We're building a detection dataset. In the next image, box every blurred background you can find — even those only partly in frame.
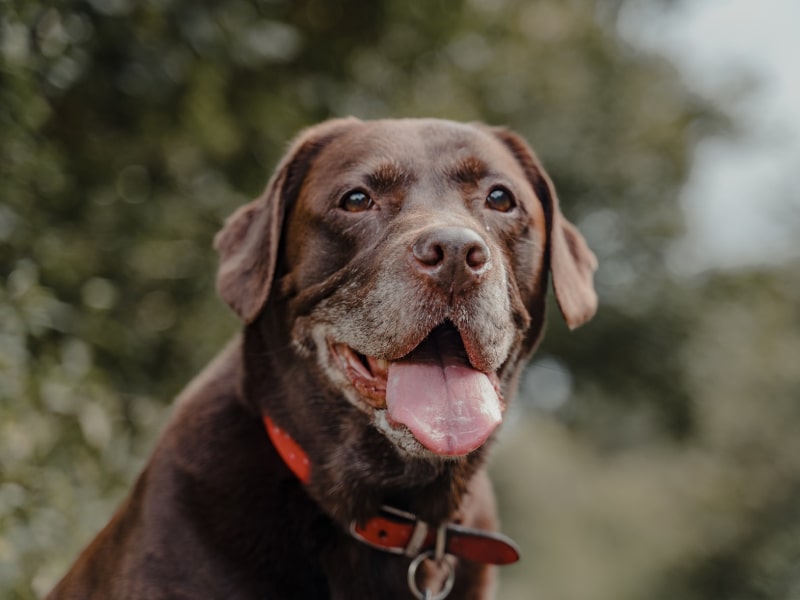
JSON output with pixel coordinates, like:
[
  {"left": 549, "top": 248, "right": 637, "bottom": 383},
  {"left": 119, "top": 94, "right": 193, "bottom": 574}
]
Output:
[{"left": 1, "top": 0, "right": 798, "bottom": 598}]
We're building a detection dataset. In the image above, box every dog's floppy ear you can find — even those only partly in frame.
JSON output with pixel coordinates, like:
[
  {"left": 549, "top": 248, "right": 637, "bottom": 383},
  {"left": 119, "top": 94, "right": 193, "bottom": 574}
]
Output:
[
  {"left": 491, "top": 128, "right": 598, "bottom": 329},
  {"left": 215, "top": 118, "right": 361, "bottom": 322},
  {"left": 549, "top": 209, "right": 598, "bottom": 328}
]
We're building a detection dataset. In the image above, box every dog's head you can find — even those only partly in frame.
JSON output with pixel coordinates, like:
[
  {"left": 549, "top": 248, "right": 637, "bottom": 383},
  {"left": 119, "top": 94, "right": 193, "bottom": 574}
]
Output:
[{"left": 215, "top": 118, "right": 596, "bottom": 507}]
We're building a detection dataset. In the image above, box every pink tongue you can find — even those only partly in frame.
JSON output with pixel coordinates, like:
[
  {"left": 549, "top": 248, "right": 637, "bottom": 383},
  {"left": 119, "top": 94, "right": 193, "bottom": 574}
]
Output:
[{"left": 386, "top": 335, "right": 502, "bottom": 456}]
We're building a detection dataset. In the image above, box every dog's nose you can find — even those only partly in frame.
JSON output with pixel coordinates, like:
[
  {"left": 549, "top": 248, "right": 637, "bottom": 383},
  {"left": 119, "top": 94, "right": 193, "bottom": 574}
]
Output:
[{"left": 411, "top": 227, "right": 490, "bottom": 288}]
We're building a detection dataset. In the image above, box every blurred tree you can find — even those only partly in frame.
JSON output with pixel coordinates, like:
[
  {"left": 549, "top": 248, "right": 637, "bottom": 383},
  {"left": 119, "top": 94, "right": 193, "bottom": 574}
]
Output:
[{"left": 1, "top": 0, "right": 797, "bottom": 599}]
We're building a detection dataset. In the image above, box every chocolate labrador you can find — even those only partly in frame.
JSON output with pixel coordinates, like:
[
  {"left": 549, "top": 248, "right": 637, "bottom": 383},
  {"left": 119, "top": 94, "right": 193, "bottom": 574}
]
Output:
[{"left": 49, "top": 118, "right": 597, "bottom": 599}]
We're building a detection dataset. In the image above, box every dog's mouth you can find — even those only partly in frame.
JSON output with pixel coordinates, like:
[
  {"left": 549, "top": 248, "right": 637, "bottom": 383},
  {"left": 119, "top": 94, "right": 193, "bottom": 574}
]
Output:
[{"left": 330, "top": 323, "right": 504, "bottom": 457}]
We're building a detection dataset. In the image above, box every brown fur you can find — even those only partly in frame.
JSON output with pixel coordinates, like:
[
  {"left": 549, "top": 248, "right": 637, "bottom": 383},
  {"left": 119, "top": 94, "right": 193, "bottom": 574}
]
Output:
[{"left": 49, "top": 118, "right": 596, "bottom": 599}]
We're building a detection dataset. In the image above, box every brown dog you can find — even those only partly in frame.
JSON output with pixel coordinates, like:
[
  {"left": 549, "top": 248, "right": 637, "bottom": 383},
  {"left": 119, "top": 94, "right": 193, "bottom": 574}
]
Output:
[{"left": 48, "top": 118, "right": 597, "bottom": 599}]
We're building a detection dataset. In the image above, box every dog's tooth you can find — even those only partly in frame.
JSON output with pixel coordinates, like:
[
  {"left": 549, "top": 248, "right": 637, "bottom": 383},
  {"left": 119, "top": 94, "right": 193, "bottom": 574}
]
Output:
[{"left": 366, "top": 356, "right": 389, "bottom": 378}]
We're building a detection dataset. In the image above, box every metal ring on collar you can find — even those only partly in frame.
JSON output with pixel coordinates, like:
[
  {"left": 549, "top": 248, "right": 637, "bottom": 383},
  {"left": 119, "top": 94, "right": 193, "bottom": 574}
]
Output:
[{"left": 407, "top": 551, "right": 455, "bottom": 600}]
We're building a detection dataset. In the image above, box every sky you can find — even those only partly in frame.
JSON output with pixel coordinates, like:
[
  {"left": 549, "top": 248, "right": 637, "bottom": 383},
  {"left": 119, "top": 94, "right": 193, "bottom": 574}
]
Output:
[{"left": 618, "top": 0, "right": 800, "bottom": 274}]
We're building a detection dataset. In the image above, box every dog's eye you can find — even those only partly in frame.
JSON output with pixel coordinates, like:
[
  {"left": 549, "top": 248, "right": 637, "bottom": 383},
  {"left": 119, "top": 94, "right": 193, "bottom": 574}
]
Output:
[
  {"left": 339, "top": 190, "right": 374, "bottom": 212},
  {"left": 486, "top": 187, "right": 515, "bottom": 212}
]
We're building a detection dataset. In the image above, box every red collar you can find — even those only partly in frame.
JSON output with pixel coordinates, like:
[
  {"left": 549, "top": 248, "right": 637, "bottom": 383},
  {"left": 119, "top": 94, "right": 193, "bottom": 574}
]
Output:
[
  {"left": 264, "top": 415, "right": 311, "bottom": 484},
  {"left": 263, "top": 415, "right": 520, "bottom": 566}
]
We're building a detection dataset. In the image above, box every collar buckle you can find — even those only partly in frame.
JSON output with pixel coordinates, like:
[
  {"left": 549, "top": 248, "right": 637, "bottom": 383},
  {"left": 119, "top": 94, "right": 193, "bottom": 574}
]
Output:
[{"left": 349, "top": 505, "right": 438, "bottom": 557}]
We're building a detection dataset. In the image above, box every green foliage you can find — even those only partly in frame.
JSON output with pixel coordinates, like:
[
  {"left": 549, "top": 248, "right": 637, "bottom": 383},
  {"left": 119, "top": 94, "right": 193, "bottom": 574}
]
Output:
[{"left": 1, "top": 0, "right": 797, "bottom": 598}]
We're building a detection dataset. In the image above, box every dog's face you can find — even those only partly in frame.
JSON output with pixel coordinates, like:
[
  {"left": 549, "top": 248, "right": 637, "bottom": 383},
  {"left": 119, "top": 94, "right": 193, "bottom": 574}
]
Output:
[
  {"left": 215, "top": 118, "right": 596, "bottom": 464},
  {"left": 283, "top": 120, "right": 550, "bottom": 459}
]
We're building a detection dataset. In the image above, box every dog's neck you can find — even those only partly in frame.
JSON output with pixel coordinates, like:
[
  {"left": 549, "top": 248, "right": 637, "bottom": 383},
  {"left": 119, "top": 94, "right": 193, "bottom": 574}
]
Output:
[{"left": 262, "top": 413, "right": 520, "bottom": 567}]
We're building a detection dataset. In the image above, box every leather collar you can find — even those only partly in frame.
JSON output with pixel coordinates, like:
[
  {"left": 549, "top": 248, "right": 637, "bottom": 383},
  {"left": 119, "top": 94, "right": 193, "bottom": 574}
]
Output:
[
  {"left": 264, "top": 415, "right": 311, "bottom": 484},
  {"left": 263, "top": 415, "right": 520, "bottom": 566}
]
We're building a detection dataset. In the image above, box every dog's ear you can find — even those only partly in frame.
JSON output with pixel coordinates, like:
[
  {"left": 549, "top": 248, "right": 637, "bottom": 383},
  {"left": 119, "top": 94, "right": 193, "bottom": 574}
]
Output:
[
  {"left": 215, "top": 118, "right": 361, "bottom": 322},
  {"left": 549, "top": 209, "right": 598, "bottom": 328},
  {"left": 491, "top": 128, "right": 598, "bottom": 329}
]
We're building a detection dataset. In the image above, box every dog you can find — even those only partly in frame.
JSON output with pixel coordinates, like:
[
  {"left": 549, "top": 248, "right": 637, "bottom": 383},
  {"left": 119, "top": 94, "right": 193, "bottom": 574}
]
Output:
[{"left": 48, "top": 118, "right": 597, "bottom": 599}]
